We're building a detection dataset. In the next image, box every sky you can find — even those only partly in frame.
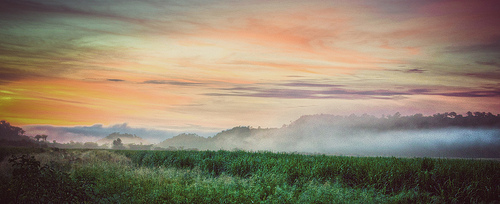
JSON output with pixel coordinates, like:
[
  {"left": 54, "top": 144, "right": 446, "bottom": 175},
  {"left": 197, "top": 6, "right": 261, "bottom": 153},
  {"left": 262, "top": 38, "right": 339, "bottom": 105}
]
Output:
[{"left": 1, "top": 0, "right": 500, "bottom": 140}]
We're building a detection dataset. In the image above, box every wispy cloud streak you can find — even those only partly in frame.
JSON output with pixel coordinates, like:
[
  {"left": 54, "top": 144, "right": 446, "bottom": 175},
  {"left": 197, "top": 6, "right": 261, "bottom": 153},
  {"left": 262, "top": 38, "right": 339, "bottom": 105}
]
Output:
[
  {"left": 1, "top": 0, "right": 499, "bottom": 129},
  {"left": 206, "top": 85, "right": 500, "bottom": 99},
  {"left": 143, "top": 80, "right": 203, "bottom": 86}
]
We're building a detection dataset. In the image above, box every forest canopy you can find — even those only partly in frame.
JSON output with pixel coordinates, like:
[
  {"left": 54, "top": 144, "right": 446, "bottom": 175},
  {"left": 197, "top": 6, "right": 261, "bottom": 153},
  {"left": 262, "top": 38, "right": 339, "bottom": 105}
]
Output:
[{"left": 289, "top": 112, "right": 500, "bottom": 130}]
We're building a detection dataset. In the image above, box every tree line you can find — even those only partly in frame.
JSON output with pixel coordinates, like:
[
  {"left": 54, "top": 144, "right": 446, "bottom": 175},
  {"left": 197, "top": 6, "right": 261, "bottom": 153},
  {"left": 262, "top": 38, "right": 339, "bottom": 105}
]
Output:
[
  {"left": 290, "top": 111, "right": 500, "bottom": 130},
  {"left": 0, "top": 121, "right": 153, "bottom": 150},
  {"left": 2, "top": 111, "right": 500, "bottom": 148}
]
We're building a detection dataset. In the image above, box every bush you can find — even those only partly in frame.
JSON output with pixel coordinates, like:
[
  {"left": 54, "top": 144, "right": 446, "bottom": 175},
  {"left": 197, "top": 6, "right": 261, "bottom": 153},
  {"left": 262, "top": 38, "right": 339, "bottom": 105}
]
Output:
[{"left": 1, "top": 154, "right": 96, "bottom": 203}]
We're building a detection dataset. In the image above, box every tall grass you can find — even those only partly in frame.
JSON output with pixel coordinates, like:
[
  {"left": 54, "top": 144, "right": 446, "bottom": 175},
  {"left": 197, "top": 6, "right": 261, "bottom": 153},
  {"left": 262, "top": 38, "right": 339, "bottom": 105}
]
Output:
[
  {"left": 0, "top": 147, "right": 498, "bottom": 203},
  {"left": 119, "top": 150, "right": 499, "bottom": 203}
]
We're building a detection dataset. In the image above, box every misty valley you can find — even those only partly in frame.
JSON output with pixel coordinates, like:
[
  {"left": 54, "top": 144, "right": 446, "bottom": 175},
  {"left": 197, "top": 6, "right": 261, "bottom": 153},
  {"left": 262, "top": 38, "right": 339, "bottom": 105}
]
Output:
[
  {"left": 9, "top": 112, "right": 499, "bottom": 158},
  {"left": 2, "top": 0, "right": 500, "bottom": 202},
  {"left": 1, "top": 112, "right": 500, "bottom": 203}
]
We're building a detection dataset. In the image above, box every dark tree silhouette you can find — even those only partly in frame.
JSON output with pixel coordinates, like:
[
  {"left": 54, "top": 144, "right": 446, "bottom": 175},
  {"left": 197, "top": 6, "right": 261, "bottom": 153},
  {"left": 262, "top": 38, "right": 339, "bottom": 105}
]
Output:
[
  {"left": 0, "top": 120, "right": 37, "bottom": 147},
  {"left": 449, "top": 112, "right": 457, "bottom": 118},
  {"left": 0, "top": 120, "right": 25, "bottom": 140},
  {"left": 289, "top": 111, "right": 500, "bottom": 130},
  {"left": 83, "top": 142, "right": 99, "bottom": 149},
  {"left": 112, "top": 138, "right": 124, "bottom": 149}
]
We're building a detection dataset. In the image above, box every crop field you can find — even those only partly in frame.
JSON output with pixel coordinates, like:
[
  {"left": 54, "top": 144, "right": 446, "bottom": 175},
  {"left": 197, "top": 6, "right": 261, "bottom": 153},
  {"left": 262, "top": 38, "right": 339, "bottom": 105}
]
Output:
[{"left": 0, "top": 147, "right": 499, "bottom": 203}]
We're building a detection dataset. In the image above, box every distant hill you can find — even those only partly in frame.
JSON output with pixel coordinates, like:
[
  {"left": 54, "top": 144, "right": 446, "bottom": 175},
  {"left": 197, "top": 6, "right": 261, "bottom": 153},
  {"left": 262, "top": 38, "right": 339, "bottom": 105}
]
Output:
[
  {"left": 154, "top": 112, "right": 500, "bottom": 158},
  {"left": 210, "top": 126, "right": 276, "bottom": 150},
  {"left": 288, "top": 112, "right": 500, "bottom": 130},
  {"left": 96, "top": 132, "right": 150, "bottom": 145},
  {"left": 156, "top": 133, "right": 208, "bottom": 149},
  {"left": 155, "top": 127, "right": 277, "bottom": 150}
]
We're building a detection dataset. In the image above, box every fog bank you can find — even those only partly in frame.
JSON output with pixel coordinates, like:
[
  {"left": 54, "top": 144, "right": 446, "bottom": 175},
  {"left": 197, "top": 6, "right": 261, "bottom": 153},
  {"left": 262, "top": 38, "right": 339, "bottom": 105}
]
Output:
[{"left": 253, "top": 128, "right": 500, "bottom": 158}]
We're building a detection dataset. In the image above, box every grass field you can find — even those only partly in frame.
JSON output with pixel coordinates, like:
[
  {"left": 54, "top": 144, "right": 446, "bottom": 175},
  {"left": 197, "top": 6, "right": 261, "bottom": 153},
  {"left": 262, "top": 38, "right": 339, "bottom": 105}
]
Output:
[{"left": 0, "top": 147, "right": 499, "bottom": 203}]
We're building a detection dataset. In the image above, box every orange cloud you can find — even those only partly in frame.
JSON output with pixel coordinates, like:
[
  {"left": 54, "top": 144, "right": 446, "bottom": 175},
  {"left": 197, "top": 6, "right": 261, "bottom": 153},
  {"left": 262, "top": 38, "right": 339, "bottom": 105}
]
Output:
[
  {"left": 1, "top": 78, "right": 191, "bottom": 127},
  {"left": 2, "top": 0, "right": 499, "bottom": 131},
  {"left": 183, "top": 9, "right": 398, "bottom": 75}
]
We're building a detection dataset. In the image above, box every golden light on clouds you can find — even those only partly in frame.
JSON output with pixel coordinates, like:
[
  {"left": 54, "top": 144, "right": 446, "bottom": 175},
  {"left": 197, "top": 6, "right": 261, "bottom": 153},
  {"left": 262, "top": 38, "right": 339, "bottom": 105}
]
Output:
[
  {"left": 0, "top": 0, "right": 499, "bottom": 132},
  {"left": 1, "top": 78, "right": 191, "bottom": 126}
]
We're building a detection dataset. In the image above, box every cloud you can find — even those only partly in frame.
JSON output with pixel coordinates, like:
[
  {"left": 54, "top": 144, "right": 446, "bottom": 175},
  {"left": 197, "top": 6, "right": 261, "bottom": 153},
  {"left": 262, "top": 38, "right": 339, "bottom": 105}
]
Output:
[
  {"left": 438, "top": 90, "right": 500, "bottom": 98},
  {"left": 38, "top": 96, "right": 89, "bottom": 105},
  {"left": 0, "top": 67, "right": 36, "bottom": 84},
  {"left": 408, "top": 88, "right": 432, "bottom": 94},
  {"left": 206, "top": 84, "right": 500, "bottom": 100},
  {"left": 107, "top": 79, "right": 125, "bottom": 82},
  {"left": 319, "top": 89, "right": 408, "bottom": 98},
  {"left": 142, "top": 80, "right": 203, "bottom": 86},
  {"left": 0, "top": 0, "right": 148, "bottom": 25},
  {"left": 207, "top": 86, "right": 409, "bottom": 100},
  {"left": 387, "top": 68, "right": 427, "bottom": 74},
  {"left": 446, "top": 39, "right": 500, "bottom": 54},
  {"left": 409, "top": 87, "right": 500, "bottom": 98},
  {"left": 463, "top": 71, "right": 500, "bottom": 81},
  {"left": 2, "top": 0, "right": 500, "bottom": 130},
  {"left": 280, "top": 82, "right": 342, "bottom": 88},
  {"left": 405, "top": 68, "right": 426, "bottom": 73},
  {"left": 0, "top": 31, "right": 139, "bottom": 83},
  {"left": 0, "top": 0, "right": 62, "bottom": 15},
  {"left": 476, "top": 61, "right": 500, "bottom": 68}
]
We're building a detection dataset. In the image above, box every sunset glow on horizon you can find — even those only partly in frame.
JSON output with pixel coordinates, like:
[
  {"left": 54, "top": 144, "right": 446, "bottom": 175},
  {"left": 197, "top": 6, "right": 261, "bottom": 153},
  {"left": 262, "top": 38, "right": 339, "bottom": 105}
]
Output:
[{"left": 1, "top": 0, "right": 499, "bottom": 137}]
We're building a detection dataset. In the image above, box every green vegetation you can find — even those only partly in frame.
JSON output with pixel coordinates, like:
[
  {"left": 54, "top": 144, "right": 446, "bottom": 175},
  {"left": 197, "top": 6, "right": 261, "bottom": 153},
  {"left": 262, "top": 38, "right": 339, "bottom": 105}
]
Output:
[
  {"left": 1, "top": 147, "right": 499, "bottom": 203},
  {"left": 3, "top": 154, "right": 94, "bottom": 203}
]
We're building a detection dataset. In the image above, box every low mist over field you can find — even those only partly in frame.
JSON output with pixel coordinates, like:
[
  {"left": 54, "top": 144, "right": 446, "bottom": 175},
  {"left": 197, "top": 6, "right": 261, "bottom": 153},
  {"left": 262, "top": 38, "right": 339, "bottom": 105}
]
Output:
[
  {"left": 12, "top": 112, "right": 499, "bottom": 158},
  {"left": 247, "top": 113, "right": 500, "bottom": 157},
  {"left": 248, "top": 127, "right": 500, "bottom": 158},
  {"left": 155, "top": 113, "right": 500, "bottom": 158}
]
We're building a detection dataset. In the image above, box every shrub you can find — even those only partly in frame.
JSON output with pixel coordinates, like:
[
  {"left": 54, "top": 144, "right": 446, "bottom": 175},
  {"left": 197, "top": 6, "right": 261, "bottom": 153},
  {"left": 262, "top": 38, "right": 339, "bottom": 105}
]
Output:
[{"left": 1, "top": 154, "right": 96, "bottom": 203}]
